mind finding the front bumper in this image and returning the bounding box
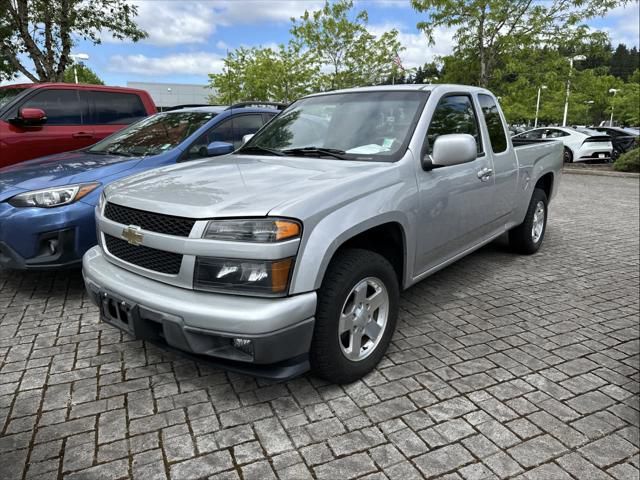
[0,200,96,269]
[83,246,317,380]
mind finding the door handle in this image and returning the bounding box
[477,167,493,181]
[72,132,94,138]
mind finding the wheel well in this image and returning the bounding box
[336,223,405,286]
[535,172,554,199]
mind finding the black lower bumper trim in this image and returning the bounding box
[91,287,314,381]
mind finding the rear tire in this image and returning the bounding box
[310,249,399,384]
[509,188,548,255]
[563,147,573,163]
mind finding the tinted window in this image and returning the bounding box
[519,129,544,139]
[231,115,264,148]
[88,91,147,125]
[546,129,569,138]
[478,94,507,153]
[88,112,215,157]
[20,89,86,125]
[0,87,26,109]
[184,119,233,160]
[427,95,481,154]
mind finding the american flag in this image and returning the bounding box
[393,52,405,71]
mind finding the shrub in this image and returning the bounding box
[613,148,640,173]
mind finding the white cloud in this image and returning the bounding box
[598,3,640,47]
[368,23,456,69]
[133,2,218,46]
[108,52,224,76]
[107,0,323,47]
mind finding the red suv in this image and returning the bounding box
[0,83,156,167]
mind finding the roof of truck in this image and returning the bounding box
[305,84,493,97]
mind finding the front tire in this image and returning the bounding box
[509,188,548,255]
[310,249,399,384]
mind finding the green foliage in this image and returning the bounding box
[0,0,146,82]
[209,0,402,102]
[209,44,318,104]
[290,0,402,90]
[411,0,629,87]
[611,72,640,126]
[613,148,640,173]
[62,63,104,85]
[610,44,640,81]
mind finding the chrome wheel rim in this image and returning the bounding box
[531,201,545,243]
[338,277,389,362]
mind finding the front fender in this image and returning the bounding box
[289,182,417,294]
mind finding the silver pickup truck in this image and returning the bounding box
[83,85,563,383]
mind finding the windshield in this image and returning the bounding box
[0,87,27,109]
[240,90,428,161]
[88,111,216,157]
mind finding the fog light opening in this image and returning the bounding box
[48,239,58,255]
[231,338,254,357]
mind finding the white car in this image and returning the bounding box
[513,127,613,163]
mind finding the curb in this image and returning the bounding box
[563,168,640,179]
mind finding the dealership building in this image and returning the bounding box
[126,81,216,110]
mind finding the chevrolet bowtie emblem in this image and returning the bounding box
[122,225,144,246]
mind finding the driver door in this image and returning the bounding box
[414,93,496,276]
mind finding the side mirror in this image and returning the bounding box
[12,107,47,126]
[242,134,255,145]
[206,141,234,156]
[423,134,477,170]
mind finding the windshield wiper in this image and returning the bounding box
[282,147,348,160]
[237,145,285,156]
[86,149,134,157]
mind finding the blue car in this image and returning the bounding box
[0,104,282,269]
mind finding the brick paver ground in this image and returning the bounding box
[0,173,638,480]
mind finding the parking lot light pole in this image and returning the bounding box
[562,55,586,127]
[534,85,547,128]
[69,53,90,84]
[609,88,620,126]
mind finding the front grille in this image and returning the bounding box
[104,234,182,274]
[104,202,196,237]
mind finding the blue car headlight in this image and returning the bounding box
[8,183,100,208]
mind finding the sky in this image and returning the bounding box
[6,0,640,87]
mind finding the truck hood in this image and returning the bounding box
[105,154,395,218]
[0,150,141,196]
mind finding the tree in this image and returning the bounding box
[62,63,104,84]
[411,0,628,87]
[611,70,640,126]
[209,44,318,104]
[1,0,146,82]
[610,44,640,81]
[290,0,402,90]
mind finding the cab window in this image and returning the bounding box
[478,94,507,153]
[426,95,482,155]
[16,88,87,125]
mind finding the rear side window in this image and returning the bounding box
[478,94,508,153]
[19,88,86,125]
[545,129,569,138]
[231,114,264,148]
[427,95,482,154]
[87,91,147,125]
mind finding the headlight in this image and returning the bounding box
[194,257,294,297]
[202,218,301,242]
[8,183,100,208]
